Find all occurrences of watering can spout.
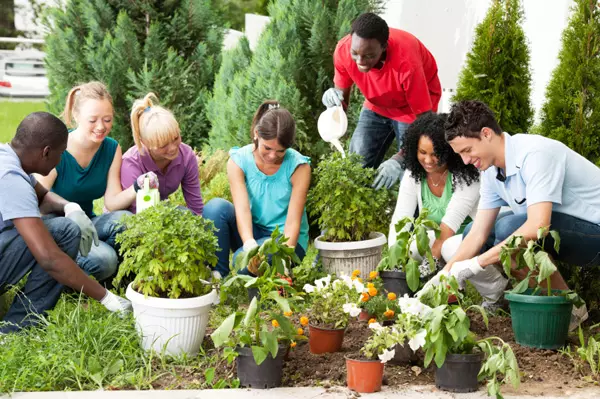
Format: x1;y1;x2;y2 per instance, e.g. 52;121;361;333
317;106;348;158
330;139;346;158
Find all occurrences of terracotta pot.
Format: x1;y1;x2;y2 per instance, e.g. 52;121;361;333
358;309;375;321
346;356;384;393
308;324;345;354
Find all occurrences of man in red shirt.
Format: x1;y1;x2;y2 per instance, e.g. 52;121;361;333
322;13;441;189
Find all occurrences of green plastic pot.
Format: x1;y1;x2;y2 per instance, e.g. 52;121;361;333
505;289;573;350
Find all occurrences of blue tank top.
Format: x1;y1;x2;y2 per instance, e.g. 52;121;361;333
229;144;310;251
52;137;118;218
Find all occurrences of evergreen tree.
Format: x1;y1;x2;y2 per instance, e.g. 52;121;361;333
540;0;600;165
44;0;223;150
453;0;533;133
207;0;382;160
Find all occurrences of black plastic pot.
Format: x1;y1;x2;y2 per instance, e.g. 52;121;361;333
389;340;418;365
435;352;483;393
247;287;260;302
380;270;412;296
236;345;286;388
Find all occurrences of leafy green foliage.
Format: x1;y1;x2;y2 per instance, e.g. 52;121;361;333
378;209;440;291
303;275;363;329
217;0;268;30
44;0;224;149
477;337;521;399
452;0;533;133
291;244;327;292
360;324;403;361
114;202;218;299
308;152;391;242
540;0;600;165
207;0;383;161
360;292;400;323
203;172;232;204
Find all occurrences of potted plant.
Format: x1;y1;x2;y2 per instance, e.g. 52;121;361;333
356;272;401;325
114;202;219;356
377;209;440;295
500;228;584;349
308;153;390;276
210;248;305;389
414;278;520;396
302;273;364;354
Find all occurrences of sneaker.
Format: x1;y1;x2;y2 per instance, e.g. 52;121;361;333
569;304;589;332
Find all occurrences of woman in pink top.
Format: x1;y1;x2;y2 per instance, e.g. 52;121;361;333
120;93;203;214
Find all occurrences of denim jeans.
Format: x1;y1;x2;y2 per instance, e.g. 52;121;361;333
203;198;306;277
349;107;410;168
0;217;80;333
76;210;131;282
463;211;600;267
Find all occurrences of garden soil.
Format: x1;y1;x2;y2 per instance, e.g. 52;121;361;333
151;314;599;394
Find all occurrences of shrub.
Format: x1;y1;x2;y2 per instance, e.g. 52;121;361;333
452;0;533;133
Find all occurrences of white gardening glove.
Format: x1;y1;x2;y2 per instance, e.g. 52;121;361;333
100;290;132;314
64;203;99;257
373;158;403;190
469;265;508;303
243;239;259;252
449;257;484;289
416;269;449;298
322;88;344;108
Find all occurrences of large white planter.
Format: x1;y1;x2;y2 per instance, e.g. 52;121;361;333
126;283;217;356
314;232;387;277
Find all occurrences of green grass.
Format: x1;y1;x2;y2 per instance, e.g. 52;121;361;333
0;100;47;143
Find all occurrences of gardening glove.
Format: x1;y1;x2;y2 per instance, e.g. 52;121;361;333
100;290;132;314
64;202;99;257
449;257;485;290
416;269;449;297
373;158;403;190
468;264;509;303
133;171;159;191
322;88;344;108
243;239;259;252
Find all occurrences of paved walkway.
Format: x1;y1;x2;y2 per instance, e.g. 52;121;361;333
4;386;600;399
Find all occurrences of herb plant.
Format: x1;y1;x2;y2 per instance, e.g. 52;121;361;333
378;209;440;291
114;202;219;299
360;322;405;363
234;227;300;276
308;152;391;242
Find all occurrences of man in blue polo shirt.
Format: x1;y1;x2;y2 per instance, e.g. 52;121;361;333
430;100;600;325
0;112;131;333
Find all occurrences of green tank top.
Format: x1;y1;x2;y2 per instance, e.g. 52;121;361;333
51;137;118;218
421;172;471;234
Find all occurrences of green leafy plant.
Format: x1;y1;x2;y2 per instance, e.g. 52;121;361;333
233;227;300;276
291;244;327;292
114;201;218;299
358;276;400;322
378;209;440;291
477;337;521;399
568;324;600;376
308;152;391;242
360;322;404;363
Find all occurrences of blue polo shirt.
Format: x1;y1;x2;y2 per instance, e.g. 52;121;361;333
478;133;600;225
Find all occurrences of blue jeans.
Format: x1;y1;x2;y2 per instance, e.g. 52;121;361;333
77;210;131;282
203;198;306;277
0;217;80;332
463;211;600;267
349;107;410;168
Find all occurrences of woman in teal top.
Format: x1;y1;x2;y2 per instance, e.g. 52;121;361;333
389;113;480;266
203;100;311;278
37;82;151;282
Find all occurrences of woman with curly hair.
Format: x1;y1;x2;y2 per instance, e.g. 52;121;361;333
389;112;480;264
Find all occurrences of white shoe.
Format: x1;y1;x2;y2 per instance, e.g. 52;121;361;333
468;265;508;303
569;304;588;332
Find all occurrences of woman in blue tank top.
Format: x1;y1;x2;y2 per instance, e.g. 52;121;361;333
203;100;311;278
36;82;152;282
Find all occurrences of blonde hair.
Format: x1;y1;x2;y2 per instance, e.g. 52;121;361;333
62;81;113;128
130;92;181;155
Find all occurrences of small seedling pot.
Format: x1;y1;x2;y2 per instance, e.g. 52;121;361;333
126;283;217;356
346;356;385;393
314;232;386;277
236;345;286;388
435;352;483;393
389;339;418;365
380;270;412;296
358;309;375;322
505;289;573;349
308;324;345;354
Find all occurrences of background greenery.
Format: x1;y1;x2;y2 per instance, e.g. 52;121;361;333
0;100;47;143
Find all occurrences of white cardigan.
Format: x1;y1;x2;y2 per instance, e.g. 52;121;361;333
388;172;481;246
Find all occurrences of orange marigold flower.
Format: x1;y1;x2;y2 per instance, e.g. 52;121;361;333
384;309;395;318
297;328;304;335
387;292;397;301
351;275;357;281
290;341;297;348
352;269;361;277
368;318;377;324
357;277;363;282
300;316;309;326
369;271;378;280
284;311;293;317
361;292;370;302
367;282;375;289
272;319;280;328
368;287;378;297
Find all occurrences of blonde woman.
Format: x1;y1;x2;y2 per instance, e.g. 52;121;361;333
120;93;203;215
36;82;143;282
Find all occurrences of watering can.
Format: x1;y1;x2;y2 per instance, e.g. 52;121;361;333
136;176;160;213
317;106;347;157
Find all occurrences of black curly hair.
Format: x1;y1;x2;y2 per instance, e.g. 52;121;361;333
402;113;480;189
445;100;503;141
351;13;389;47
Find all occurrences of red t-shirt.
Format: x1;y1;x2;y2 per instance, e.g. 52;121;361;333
333;28;441;123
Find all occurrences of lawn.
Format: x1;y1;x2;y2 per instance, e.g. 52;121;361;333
0;100;47;143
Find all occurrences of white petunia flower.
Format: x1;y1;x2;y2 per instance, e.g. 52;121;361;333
342;303;361;317
340;274;354;289
378;348;396;363
398;295;432;318
303;284;315;293
408;329;427;351
368;322;384;332
315;275;332;290
353;279;365;293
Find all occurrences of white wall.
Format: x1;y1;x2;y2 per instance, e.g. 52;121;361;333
382;0;572;121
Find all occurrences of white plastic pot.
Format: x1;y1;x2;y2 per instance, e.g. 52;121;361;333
314;232;387;277
126;283;217;356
